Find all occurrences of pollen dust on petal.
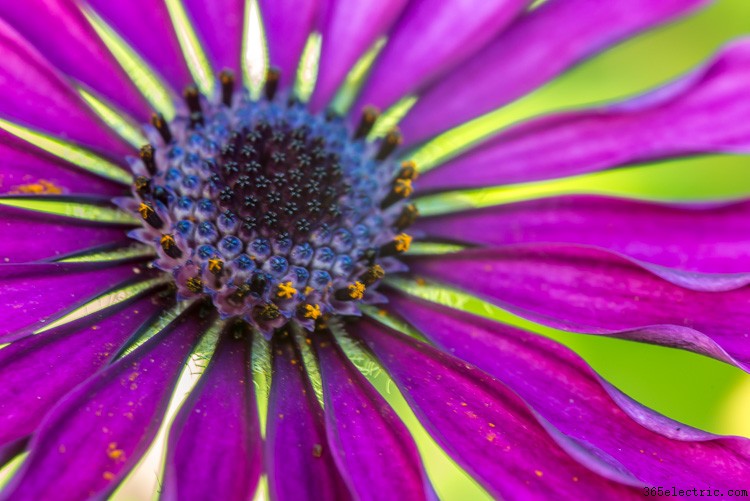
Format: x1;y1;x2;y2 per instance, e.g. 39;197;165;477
10;179;63;195
107;442;126;462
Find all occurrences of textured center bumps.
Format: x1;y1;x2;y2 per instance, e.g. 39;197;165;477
124;77;417;334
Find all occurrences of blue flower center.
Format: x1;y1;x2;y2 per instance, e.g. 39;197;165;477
126;73;418;334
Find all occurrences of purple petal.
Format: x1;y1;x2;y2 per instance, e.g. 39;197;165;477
183;0;244;74
1;304;212;500
0;261;150;343
0;0;151;122
407;244;750;371
0;293;165;452
309;0;409;112
415;195;750;274
87;0;193;93
400;0;709;145
266;333;350;501
0;207;130;263
355;318;642;498
417;39;750;190
314;332;431;500
387;292;750;488
353;0;530;114
0;129;126;197
258;0;320;91
162;325;262;501
0;18;134;158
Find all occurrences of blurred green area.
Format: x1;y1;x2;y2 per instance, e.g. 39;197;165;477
379;0;750;498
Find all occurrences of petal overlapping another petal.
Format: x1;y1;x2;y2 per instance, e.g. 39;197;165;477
162;326;262;501
417;38;750;191
415;195;750;274
407;244;750;371
401;0;711;146
356;318;642;500
0;303;212;501
314;332;432;501
386;293;750;490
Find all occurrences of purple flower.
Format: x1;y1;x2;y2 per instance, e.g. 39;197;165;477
0;0;749;499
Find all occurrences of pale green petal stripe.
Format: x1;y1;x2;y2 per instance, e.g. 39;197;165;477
164;0;216;96
56;244;155;263
118;300;192;358
360;304;427;342
294;33;322;102
371;96;417;139
415;175;580;216
0;197;138;224
34;276;171;334
243;0;268;99
81;6;176;120
330;38;387;115
252;330;271;437
0;118;132;184
385;276;559;337
407;242;465;255
78;88;147;148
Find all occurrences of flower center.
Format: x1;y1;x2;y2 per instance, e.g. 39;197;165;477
124;71;418;334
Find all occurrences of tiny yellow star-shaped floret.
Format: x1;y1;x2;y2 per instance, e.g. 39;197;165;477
208;257;224;274
303;303;322;319
277;281;297;299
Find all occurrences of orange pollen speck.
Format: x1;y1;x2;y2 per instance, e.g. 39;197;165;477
394;233;412;252
11;179;63;195
393;178;413;196
137;203;153;219
348;282;366;300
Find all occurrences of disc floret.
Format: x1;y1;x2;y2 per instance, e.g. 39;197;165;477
123;72;417;334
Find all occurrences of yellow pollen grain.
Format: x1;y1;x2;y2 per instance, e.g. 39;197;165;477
304;286;314;295
303;303;322;319
277;281;297;299
348;281;366;300
103;472;115;481
535;470;544;478
393;178;413;196
11;179;63;195
394;233;412;252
